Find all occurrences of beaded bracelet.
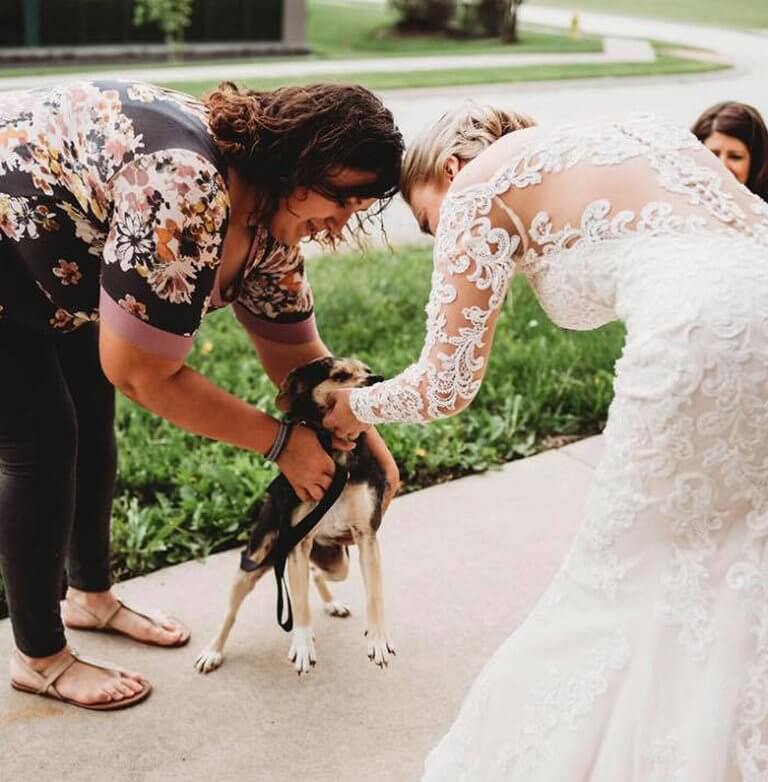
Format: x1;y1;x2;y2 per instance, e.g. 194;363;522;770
265;420;293;463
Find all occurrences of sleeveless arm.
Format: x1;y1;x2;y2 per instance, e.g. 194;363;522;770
349;192;519;424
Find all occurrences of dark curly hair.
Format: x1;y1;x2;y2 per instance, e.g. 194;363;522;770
205;82;405;230
692;101;768;202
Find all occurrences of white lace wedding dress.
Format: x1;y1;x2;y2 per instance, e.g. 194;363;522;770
348;115;768;780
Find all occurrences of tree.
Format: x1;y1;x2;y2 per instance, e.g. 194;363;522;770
452;0;525;41
501;0;525;43
389;0;457;33
133;0;194;62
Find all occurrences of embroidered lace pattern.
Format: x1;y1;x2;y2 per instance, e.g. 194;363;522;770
350;115;768;424
346;114;768;780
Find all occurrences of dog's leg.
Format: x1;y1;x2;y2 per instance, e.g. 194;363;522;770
194;566;268;674
311;546;351;617
286;537;317;675
313;570;350;617
355;532;395;668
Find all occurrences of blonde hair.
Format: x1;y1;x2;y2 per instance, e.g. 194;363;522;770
401;103;536;203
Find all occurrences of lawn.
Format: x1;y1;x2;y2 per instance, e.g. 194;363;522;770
162;50;726;95
0;0;599;80
530;0;768;29
307;0;600;58
0;0;726;92
0;244;626;619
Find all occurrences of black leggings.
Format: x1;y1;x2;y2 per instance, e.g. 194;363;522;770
0;320;117;657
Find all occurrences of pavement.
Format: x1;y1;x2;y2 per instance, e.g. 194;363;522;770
0;435;603;782
0;36;656;92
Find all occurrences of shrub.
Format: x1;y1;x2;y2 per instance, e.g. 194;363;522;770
390;0;458;32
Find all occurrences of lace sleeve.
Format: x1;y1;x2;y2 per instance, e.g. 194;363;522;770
349;191;519;424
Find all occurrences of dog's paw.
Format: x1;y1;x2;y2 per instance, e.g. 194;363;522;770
288;626;317;675
324;600;351;618
194;648;224;674
365;630;396;668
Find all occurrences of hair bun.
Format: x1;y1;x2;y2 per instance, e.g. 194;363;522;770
401;103;536;201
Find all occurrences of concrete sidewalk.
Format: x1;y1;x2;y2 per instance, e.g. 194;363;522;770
0;436;602;782
0;37;655;93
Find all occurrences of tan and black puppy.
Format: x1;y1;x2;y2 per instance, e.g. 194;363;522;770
195;357;396;675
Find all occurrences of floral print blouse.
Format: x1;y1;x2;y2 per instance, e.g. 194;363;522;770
0;80;317;360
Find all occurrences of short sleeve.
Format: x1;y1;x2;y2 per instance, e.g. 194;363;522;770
233;241;319;344
100;149;229;360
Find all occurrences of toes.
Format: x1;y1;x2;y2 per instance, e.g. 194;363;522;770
194;650;223;674
120;675;146;694
150;624;186;645
98;688;116;703
119;670;148;687
366;635;395;667
160;620;189;639
114;681;133;698
324;601;351;618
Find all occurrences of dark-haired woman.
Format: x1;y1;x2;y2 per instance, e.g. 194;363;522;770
0;80;404;709
692;100;768;201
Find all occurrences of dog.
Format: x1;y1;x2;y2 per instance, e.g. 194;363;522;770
194;357;396;675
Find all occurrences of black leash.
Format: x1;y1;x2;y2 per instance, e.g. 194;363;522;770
241;457;349;632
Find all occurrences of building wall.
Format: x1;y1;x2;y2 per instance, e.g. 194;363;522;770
282;0;306;46
1;0;294;48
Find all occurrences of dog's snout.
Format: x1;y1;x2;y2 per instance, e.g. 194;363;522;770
366;374;384;386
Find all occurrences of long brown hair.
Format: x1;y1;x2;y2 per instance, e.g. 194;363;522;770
692;101;768;201
205;82;404;227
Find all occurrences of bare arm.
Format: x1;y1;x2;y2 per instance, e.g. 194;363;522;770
99;321;336;502
246;332;332;389
247;330;400;508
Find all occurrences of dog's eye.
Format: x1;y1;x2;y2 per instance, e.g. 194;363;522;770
332;371;351;382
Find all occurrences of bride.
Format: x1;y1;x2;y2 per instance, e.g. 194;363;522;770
323;104;768;780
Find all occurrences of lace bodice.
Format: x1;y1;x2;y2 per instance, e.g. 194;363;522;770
350;114;768;424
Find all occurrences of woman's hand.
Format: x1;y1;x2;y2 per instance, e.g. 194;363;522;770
365;428;401;513
277;423;337;502
323;388;370;441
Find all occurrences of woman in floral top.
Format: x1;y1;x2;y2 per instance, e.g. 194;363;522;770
0;80;403;709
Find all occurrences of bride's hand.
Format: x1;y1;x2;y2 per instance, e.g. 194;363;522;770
323;388;370;441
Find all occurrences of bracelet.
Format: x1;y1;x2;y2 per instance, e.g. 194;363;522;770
265;420;292;463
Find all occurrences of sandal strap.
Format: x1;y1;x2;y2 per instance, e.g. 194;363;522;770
65;598;122;628
118;601;171;629
70;649;134;678
39;654;78;695
13;648;78;695
65;596;188;643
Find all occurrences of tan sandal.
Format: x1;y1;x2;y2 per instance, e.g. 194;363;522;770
10;648;151;711
63;598;191;648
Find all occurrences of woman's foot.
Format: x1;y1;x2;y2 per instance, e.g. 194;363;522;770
10;646;147;707
63;588;190;647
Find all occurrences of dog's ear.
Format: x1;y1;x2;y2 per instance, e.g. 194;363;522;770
276;372;303;412
275;388;291;412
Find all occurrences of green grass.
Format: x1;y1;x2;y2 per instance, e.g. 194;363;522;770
0;244;626;620
307;0;600;58
160;52;727;95
530;0;768;29
0;0;726;91
0;0;599;80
